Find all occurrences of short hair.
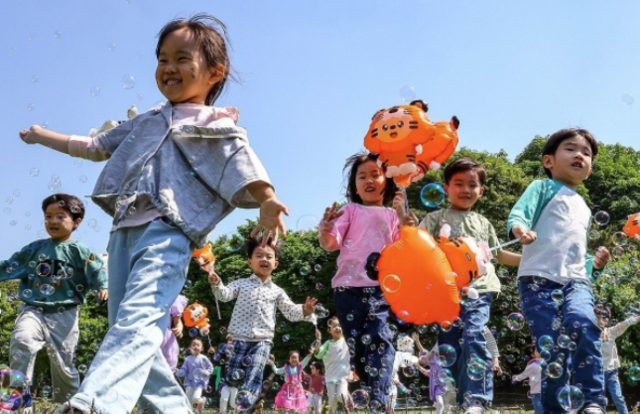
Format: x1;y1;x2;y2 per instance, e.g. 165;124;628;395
344;152;397;205
41;193;85;222
156;13;233;105
191;338;204;347
542;128;599;179
443;157;487;186
310;361;324;375
245;236;283;260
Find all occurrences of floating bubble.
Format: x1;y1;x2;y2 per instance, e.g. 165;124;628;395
506;313;525;331
399;85;417;102
437;344;457;367
241;356;253;367
613;232;628;247
231;369;245;381
381;273;401;294
299;265;311;276
351;389;370;409
27;103;35;111
629;366;640;381
54;30;62;38
108;43;116;52
36;262;51;277
282;334;290;342
556;385;584;411
420;183;446;208
39;284;55;296
314;303;330;319
361;334;371;345
296;214;319;231
121;75;136;90
78;364;87;374
551;289;564;304
466;357;487;380
588;230;600;241
622;93;635;106
29;168;40;177
313;264;322;272
546;362;563;379
90;86;101;97
538;335;554;352
22;289;33;299
79;175;88;183
31;74;39;83
76;284;84;292
235;390;252;409
223;233;244;252
402;365;417;377
593;211;610;226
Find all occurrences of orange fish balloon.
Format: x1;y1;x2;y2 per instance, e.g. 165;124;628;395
193;243;215;266
623;213;640;240
365;226;460;325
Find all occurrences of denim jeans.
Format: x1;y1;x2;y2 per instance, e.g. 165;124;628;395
69;218;193;414
531;393;543;414
334;287;395;411
605;369;628;414
438;292;493;408
519;277;605;414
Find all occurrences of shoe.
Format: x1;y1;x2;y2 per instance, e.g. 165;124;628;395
463;406;485;414
581;404;605;414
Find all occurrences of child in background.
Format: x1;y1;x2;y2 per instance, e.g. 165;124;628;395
207;236;317;411
512;345;543;414
0;193;108;408
319;152;411;411
270;349;314;413
388;334;429;413
307;361;325;414
413;157;520;414
313;317;354;414
215;334;239;414
20;13;289;414
508;128;611;414
161;293;188;371
596;308;640;414
177;338;214;414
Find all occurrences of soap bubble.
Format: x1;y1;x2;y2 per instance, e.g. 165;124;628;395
314;303;330;319
402;365;417;378
22;289;32;299
296;214;319;231
628;366;640;381
381;274;401;294
420;183;446;208
39;284;55;296
78;364;87;374
29;168;40;177
235;390;253;410
241;356;253;367
351;389;370;409
31;74;39;83
299;265;311;276
108;43;116;52
437;344;457;367
361;334;371;345
466;357;487;380
546;362;563;379
90;86;101;97
506;313;525;331
622;93;635;106
282;334;290;342
223;232;244;252
121;75;136;90
399;85;417;102
593;211;610;226
538;335;554;352
556;385;584;411
27;103;35;111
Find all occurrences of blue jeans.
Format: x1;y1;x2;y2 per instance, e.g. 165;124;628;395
531;393;543;414
334;287;395;411
519;277;605;414
605;369;628;414
438;292;493;408
70;218;193;414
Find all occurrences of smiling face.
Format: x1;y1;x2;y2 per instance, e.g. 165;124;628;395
190;339;203;356
444;169;484;211
247;245;278;280
327;318;343;340
44;204;80;242
155;27;223;104
289;352;300;366
543;135;593;189
355;160;387;206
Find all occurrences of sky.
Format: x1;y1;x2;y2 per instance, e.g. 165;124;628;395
2;0;640;257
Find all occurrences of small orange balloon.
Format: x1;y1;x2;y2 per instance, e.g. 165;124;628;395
183;302;209;330
437;236;485;290
193;243;215;265
623;212;640;240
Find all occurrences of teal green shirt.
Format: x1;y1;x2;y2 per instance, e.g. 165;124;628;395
0;238;108;310
419;209;502;293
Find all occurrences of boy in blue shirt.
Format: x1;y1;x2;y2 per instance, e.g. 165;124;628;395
0;193;108;411
508;128;610;414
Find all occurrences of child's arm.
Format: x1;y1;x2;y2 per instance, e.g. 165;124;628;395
496;250;521;267
277;292;318;323
314;340;331;360
318;203;345;251
0;248;30;282
608;315;640;340
507;180;549;244
209;276;241;303
84;250;109;301
512;363;534;382
484;327;502;376
393;191;418;227
171;316;184;338
19;126;72;154
411;332;425;353
301;353;313;369
266;359;285;376
176;359;189;378
246;182;289;245
203;357;214;376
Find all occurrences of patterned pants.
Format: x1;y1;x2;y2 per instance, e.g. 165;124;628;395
225;339;272;408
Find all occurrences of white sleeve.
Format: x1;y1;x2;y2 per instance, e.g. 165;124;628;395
68;135;110;161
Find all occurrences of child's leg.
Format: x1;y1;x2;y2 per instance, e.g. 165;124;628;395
334;287;394;411
326;382;338;414
45;308;81;403
605;369;629;414
185;386;197;406
435;394;445;414
68;220;192;414
220;384;232;413
227;340;271;410
439;292;493;409
531;393;543;414
9;306;47;388
229;386;238;409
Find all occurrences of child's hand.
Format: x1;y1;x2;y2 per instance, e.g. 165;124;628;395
19;125;43;144
594;246;610;269
208;271;221;286
512;225;537;245
411;332;420;342
320;203;344;233
172;319;184;339
315;328;322;341
97;289;109;301
418;367;429;377
303;297;319;316
511;375;517;382
492;357;503;376
251;196;289;246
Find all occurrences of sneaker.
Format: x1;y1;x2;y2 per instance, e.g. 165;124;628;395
581;404;606;414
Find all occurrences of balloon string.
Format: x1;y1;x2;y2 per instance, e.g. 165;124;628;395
402;187;410;216
214;296;221;320
489;238;521;251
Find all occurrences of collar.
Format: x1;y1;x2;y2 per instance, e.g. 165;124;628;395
249;274;273;285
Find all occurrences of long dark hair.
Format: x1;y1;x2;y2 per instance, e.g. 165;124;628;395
344;152;396;205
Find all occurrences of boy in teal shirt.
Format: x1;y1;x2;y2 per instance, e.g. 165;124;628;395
0;193;108;409
508;128;610;414
418;157;520;414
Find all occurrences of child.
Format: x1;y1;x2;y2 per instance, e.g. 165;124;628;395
319;152;410;411
313;317;354;414
0;194;108;408
207;236;317;411
19;13;288;414
270;349;313;413
415;157;521;414
177;338;214;414
215;334;239;414
512;345;543;414
388;334;429;413
597;308;640;414
508;128;611;414
307;361;325;414
161;293;188;371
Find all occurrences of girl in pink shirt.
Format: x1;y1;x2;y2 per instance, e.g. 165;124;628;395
319;152;409;412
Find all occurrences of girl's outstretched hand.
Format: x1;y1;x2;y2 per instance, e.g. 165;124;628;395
303;297;319;316
320;202;344;233
19;125;43;144
251;196;290;246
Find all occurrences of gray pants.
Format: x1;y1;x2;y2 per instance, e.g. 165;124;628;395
10;305;80;403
